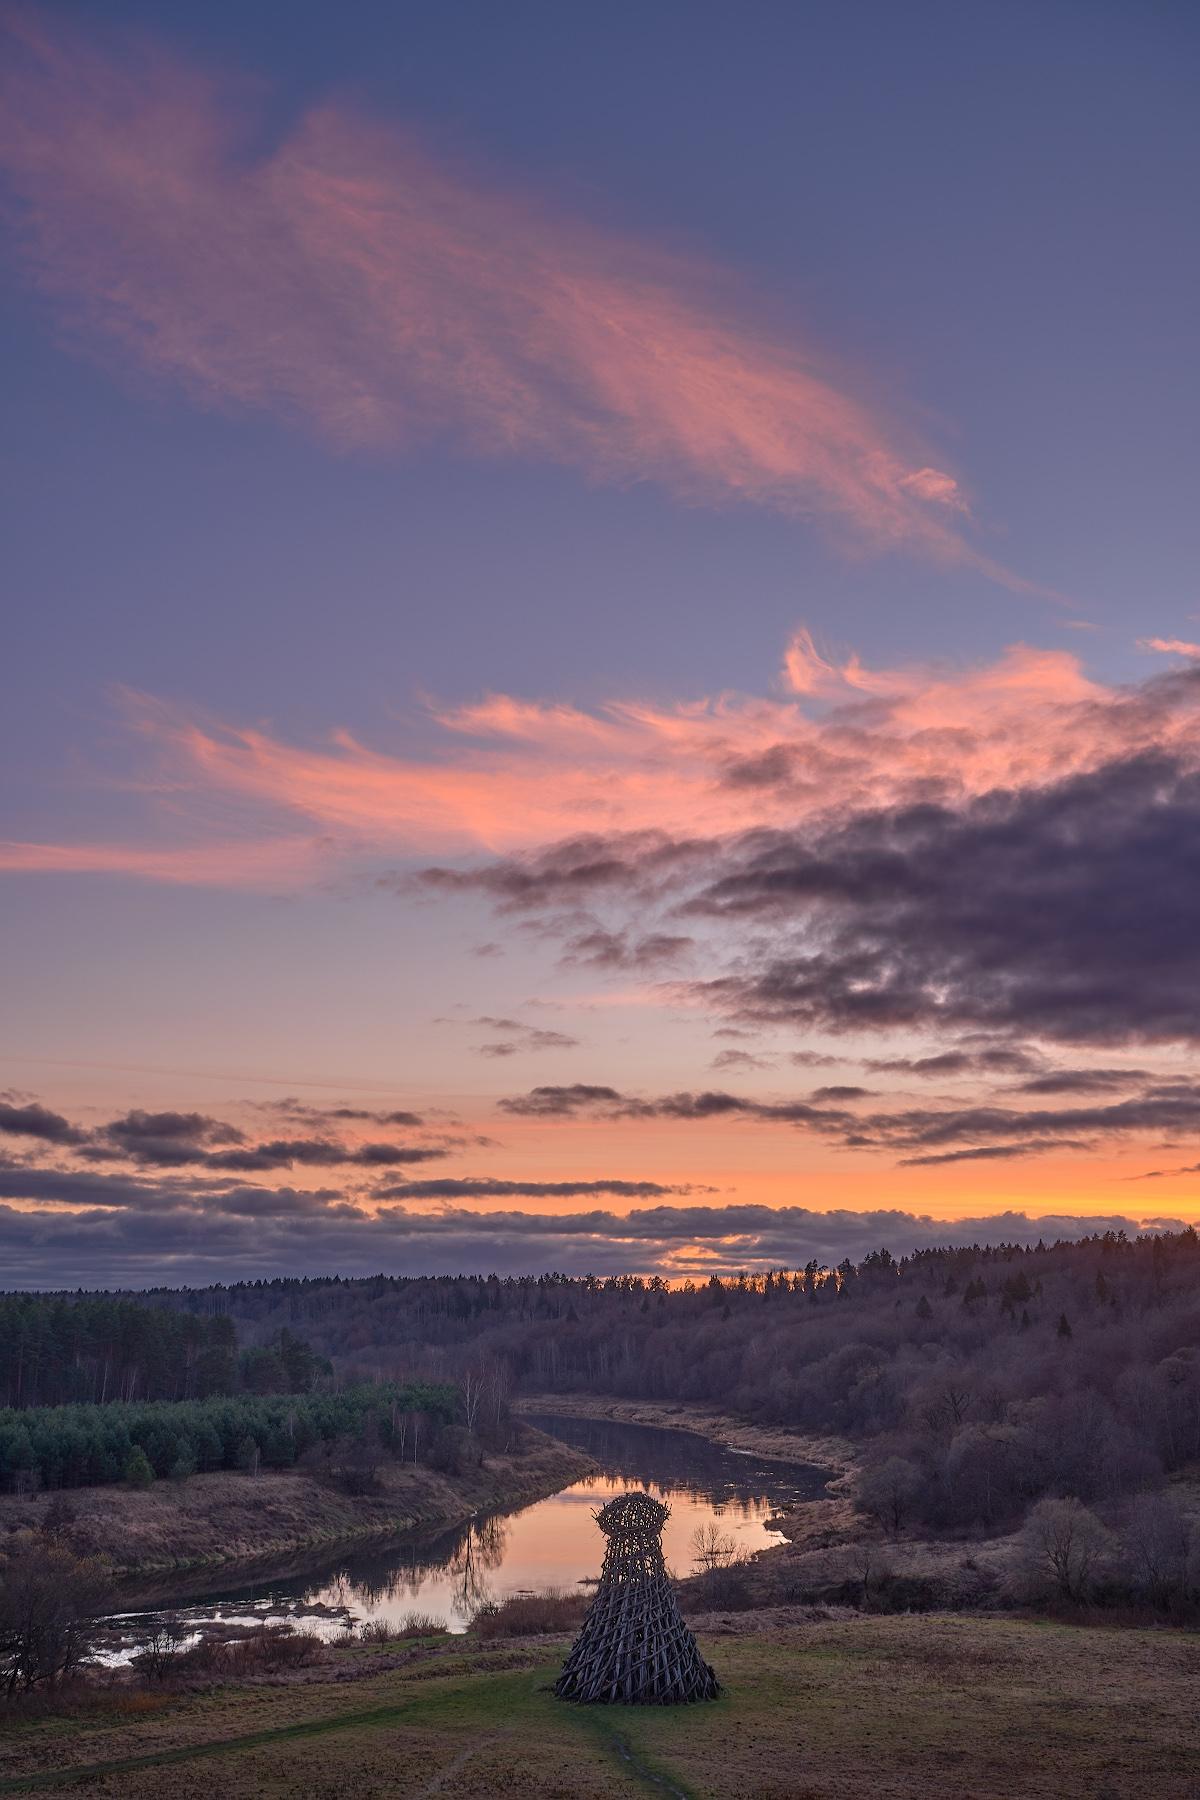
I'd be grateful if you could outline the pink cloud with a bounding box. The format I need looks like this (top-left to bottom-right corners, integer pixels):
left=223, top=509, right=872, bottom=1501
left=1138, top=637, right=1200, bottom=659
left=8, top=635, right=1199, bottom=885
left=1, top=11, right=1010, bottom=565
left=0, top=835, right=325, bottom=886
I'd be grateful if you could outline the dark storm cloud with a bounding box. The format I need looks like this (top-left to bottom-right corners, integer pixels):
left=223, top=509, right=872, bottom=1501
left=416, top=832, right=700, bottom=910
left=718, top=744, right=803, bottom=789
left=95, top=1109, right=246, bottom=1165
left=9, top=1096, right=449, bottom=1175
left=264, top=1100, right=425, bottom=1128
left=864, top=1085, right=1200, bottom=1152
left=422, top=751, right=1200, bottom=1054
left=684, top=754, right=1200, bottom=1048
left=1009, top=1068, right=1150, bottom=1096
left=470, top=1016, right=579, bottom=1057
left=562, top=929, right=693, bottom=970
left=374, top=1177, right=698, bottom=1200
left=498, top=1075, right=1200, bottom=1165
left=0, top=1163, right=195, bottom=1209
left=899, top=1142, right=1087, bottom=1167
left=0, top=1160, right=351, bottom=1215
left=500, top=1085, right=854, bottom=1129
left=499, top=1084, right=628, bottom=1117
left=205, top=1139, right=450, bottom=1171
left=865, top=1048, right=1043, bottom=1078
left=710, top=1049, right=774, bottom=1072
left=0, top=1193, right=1183, bottom=1292
left=0, top=1101, right=84, bottom=1145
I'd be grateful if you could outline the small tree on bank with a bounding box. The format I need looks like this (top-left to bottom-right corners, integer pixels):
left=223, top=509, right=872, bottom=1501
left=1020, top=1496, right=1111, bottom=1602
left=124, top=1447, right=154, bottom=1488
left=857, top=1457, right=923, bottom=1538
left=0, top=1533, right=112, bottom=1694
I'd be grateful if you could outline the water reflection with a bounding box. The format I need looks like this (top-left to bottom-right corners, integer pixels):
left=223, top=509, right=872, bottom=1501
left=107, top=1412, right=826, bottom=1642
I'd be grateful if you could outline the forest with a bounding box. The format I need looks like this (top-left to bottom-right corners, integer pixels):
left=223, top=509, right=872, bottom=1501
left=0, top=1294, right=463, bottom=1493
left=112, top=1226, right=1200, bottom=1537
left=0, top=1294, right=329, bottom=1409
left=3, top=1227, right=1198, bottom=1538
left=0, top=1379, right=458, bottom=1493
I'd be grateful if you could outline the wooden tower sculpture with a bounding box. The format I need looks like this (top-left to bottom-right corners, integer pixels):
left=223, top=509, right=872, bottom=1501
left=555, top=1491, right=720, bottom=1705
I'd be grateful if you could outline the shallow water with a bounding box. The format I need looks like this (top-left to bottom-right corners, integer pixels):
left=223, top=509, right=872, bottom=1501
left=99, top=1411, right=826, bottom=1657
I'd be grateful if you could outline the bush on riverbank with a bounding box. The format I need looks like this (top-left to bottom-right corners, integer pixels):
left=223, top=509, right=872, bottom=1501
left=470, top=1588, right=587, bottom=1638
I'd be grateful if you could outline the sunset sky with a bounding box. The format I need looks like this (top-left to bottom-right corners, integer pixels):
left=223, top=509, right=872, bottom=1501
left=3, top=2, right=1199, bottom=1286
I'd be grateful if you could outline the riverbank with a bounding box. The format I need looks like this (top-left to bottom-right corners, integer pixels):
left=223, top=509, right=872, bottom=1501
left=515, top=1394, right=1030, bottom=1611
left=514, top=1392, right=856, bottom=1479
left=516, top=1392, right=861, bottom=1546
left=0, top=1425, right=593, bottom=1587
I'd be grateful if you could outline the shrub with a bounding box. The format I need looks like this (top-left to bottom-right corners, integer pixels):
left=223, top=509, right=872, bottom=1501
left=470, top=1589, right=587, bottom=1639
left=130, top=1616, right=191, bottom=1681
left=396, top=1612, right=448, bottom=1639
left=168, top=1626, right=323, bottom=1677
left=358, top=1618, right=394, bottom=1644
left=356, top=1613, right=447, bottom=1642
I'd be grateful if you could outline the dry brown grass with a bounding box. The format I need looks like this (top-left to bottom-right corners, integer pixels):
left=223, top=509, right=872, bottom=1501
left=0, top=1613, right=1196, bottom=1798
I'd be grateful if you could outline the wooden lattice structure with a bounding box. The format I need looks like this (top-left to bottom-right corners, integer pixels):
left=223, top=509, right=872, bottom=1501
left=555, top=1491, right=720, bottom=1705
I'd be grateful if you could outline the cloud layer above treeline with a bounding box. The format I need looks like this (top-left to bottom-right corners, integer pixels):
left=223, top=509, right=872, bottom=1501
left=0, top=1088, right=1187, bottom=1289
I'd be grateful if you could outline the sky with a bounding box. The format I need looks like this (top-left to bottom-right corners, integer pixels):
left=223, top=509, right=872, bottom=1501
left=2, top=0, right=1199, bottom=1287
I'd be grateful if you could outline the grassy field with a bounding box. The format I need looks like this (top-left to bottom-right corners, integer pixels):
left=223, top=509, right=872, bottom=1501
left=0, top=1613, right=1195, bottom=1799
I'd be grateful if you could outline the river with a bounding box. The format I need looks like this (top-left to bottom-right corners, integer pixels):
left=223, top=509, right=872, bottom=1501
left=99, top=1411, right=827, bottom=1658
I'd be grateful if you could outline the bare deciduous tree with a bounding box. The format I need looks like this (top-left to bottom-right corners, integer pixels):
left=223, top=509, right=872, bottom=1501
left=0, top=1533, right=112, bottom=1694
left=857, top=1456, right=922, bottom=1538
left=131, top=1614, right=191, bottom=1681
left=690, top=1520, right=751, bottom=1605
left=1120, top=1493, right=1192, bottom=1608
left=1020, top=1496, right=1112, bottom=1602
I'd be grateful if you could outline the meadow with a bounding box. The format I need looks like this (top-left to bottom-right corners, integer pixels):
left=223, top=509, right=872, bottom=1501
left=0, top=1612, right=1194, bottom=1799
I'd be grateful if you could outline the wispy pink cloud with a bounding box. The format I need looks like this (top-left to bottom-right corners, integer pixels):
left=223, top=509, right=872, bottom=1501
left=7, top=636, right=1199, bottom=885
left=1138, top=636, right=1200, bottom=659
left=0, top=835, right=325, bottom=886
left=2, top=10, right=1014, bottom=567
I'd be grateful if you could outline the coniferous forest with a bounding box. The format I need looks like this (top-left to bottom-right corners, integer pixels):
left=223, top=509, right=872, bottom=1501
left=0, top=1295, right=461, bottom=1493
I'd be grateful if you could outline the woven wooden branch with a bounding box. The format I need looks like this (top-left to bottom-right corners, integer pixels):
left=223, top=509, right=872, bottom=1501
left=555, top=1491, right=720, bottom=1705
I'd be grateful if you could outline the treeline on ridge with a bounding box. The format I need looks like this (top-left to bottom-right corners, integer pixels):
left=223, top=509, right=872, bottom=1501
left=0, top=1295, right=330, bottom=1410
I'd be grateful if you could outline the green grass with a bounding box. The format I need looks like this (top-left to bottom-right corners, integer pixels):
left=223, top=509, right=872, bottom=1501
left=0, top=1615, right=1197, bottom=1798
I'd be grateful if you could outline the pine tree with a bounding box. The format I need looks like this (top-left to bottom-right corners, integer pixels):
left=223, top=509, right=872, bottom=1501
left=124, top=1447, right=154, bottom=1487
